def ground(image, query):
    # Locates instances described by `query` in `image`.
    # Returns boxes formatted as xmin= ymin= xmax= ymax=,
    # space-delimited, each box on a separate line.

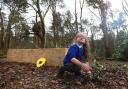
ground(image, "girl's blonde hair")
xmin=74 ymin=32 xmax=87 ymax=42
xmin=74 ymin=32 xmax=92 ymax=63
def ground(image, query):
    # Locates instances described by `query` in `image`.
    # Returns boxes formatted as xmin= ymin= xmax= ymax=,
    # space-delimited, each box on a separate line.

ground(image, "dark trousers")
xmin=58 ymin=63 xmax=82 ymax=76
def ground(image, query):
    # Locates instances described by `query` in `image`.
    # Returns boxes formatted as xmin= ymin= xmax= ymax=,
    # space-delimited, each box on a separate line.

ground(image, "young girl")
xmin=58 ymin=32 xmax=92 ymax=78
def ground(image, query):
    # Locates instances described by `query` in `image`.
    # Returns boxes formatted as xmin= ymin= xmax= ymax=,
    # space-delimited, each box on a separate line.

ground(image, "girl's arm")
xmin=71 ymin=58 xmax=83 ymax=67
xmin=71 ymin=58 xmax=92 ymax=72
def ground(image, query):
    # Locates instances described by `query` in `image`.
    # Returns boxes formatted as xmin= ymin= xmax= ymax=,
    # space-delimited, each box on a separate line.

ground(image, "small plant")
xmin=91 ymin=59 xmax=104 ymax=80
xmin=82 ymin=60 xmax=104 ymax=80
xmin=122 ymin=64 xmax=128 ymax=69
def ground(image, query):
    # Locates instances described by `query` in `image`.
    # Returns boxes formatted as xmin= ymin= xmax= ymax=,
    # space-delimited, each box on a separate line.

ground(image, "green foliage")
xmin=113 ymin=39 xmax=128 ymax=59
xmin=94 ymin=40 xmax=104 ymax=57
xmin=86 ymin=0 xmax=103 ymax=8
xmin=92 ymin=59 xmax=103 ymax=79
xmin=3 ymin=0 xmax=28 ymax=11
xmin=9 ymin=11 xmax=24 ymax=25
xmin=112 ymin=34 xmax=128 ymax=60
xmin=21 ymin=22 xmax=30 ymax=39
xmin=112 ymin=48 xmax=122 ymax=59
xmin=122 ymin=64 xmax=128 ymax=69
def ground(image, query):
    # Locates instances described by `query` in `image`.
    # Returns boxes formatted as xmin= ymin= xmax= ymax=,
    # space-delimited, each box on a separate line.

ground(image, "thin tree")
xmin=74 ymin=0 xmax=78 ymax=32
xmin=50 ymin=0 xmax=64 ymax=47
xmin=1 ymin=0 xmax=28 ymax=52
xmin=79 ymin=0 xmax=85 ymax=32
xmin=30 ymin=0 xmax=50 ymax=48
xmin=0 ymin=7 xmax=5 ymax=56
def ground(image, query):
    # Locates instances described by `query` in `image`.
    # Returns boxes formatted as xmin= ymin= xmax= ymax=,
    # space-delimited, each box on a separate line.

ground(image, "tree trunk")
xmin=36 ymin=0 xmax=46 ymax=48
xmin=100 ymin=2 xmax=111 ymax=57
xmin=0 ymin=8 xmax=5 ymax=56
xmin=50 ymin=0 xmax=59 ymax=47
xmin=32 ymin=22 xmax=45 ymax=48
xmin=75 ymin=0 xmax=78 ymax=32
xmin=6 ymin=20 xmax=12 ymax=50
xmin=79 ymin=0 xmax=85 ymax=32
xmin=52 ymin=11 xmax=58 ymax=47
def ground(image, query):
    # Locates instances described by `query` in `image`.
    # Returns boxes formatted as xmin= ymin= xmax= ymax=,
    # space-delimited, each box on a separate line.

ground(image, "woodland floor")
xmin=0 ymin=59 xmax=128 ymax=89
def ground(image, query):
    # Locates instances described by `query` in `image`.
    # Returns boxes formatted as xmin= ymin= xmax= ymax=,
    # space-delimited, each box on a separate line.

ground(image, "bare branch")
xmin=122 ymin=0 xmax=128 ymax=16
xmin=88 ymin=8 xmax=101 ymax=20
xmin=124 ymin=0 xmax=128 ymax=8
xmin=42 ymin=4 xmax=50 ymax=20
xmin=27 ymin=2 xmax=38 ymax=12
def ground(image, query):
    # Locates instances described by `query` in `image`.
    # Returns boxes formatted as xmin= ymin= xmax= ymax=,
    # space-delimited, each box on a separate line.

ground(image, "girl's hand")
xmin=81 ymin=63 xmax=92 ymax=72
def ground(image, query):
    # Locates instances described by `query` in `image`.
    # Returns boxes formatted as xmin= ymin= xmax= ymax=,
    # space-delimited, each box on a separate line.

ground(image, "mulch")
xmin=0 ymin=60 xmax=128 ymax=89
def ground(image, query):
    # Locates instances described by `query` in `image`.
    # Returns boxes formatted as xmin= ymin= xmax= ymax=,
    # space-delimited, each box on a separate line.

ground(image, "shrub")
xmin=112 ymin=35 xmax=128 ymax=61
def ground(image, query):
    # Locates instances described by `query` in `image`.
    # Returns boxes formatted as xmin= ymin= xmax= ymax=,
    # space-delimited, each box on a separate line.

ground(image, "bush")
xmin=112 ymin=35 xmax=128 ymax=61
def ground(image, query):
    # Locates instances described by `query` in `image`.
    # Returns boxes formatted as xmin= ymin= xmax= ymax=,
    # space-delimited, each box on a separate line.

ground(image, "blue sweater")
xmin=64 ymin=43 xmax=86 ymax=65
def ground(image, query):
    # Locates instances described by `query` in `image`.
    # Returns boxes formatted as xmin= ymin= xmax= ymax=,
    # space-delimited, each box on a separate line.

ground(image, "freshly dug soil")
xmin=0 ymin=60 xmax=128 ymax=89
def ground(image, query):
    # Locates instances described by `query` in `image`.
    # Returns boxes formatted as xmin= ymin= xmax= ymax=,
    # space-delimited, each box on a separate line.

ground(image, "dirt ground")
xmin=0 ymin=60 xmax=128 ymax=89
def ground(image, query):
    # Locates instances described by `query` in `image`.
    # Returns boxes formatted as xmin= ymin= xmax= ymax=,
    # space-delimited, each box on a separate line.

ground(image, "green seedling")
xmin=91 ymin=59 xmax=103 ymax=80
xmin=123 ymin=64 xmax=128 ymax=69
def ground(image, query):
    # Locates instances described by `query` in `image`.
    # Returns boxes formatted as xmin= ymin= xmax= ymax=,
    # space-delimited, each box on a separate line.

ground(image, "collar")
xmin=75 ymin=43 xmax=83 ymax=48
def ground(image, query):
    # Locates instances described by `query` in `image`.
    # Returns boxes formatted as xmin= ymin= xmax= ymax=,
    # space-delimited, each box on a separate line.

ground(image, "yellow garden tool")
xmin=36 ymin=57 xmax=46 ymax=68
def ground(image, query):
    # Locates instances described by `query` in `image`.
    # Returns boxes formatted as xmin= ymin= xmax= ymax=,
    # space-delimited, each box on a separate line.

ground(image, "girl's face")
xmin=76 ymin=35 xmax=86 ymax=44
